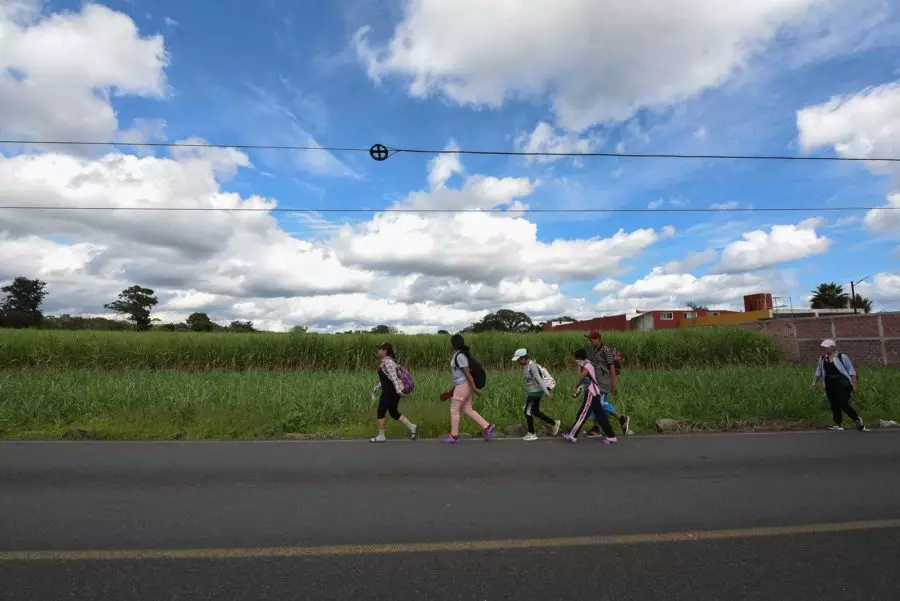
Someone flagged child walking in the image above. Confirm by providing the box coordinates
[369,343,418,442]
[564,349,617,444]
[512,348,561,441]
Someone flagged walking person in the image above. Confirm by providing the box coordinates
[810,339,868,432]
[442,334,496,444]
[512,348,561,441]
[369,342,418,443]
[563,348,617,444]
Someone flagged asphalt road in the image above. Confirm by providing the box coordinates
[2,431,899,600]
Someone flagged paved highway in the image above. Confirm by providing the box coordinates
[2,431,899,600]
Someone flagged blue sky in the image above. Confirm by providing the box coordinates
[1,0,899,330]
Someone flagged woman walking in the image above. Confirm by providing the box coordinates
[564,348,617,444]
[369,342,418,443]
[442,334,496,444]
[810,339,868,432]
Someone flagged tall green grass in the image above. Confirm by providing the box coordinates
[0,327,781,371]
[3,366,897,440]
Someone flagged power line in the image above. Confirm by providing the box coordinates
[0,205,892,214]
[2,138,899,163]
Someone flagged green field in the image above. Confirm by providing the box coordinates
[0,327,781,371]
[2,366,899,440]
[2,328,896,440]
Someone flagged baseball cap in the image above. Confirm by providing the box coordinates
[511,348,528,361]
[585,331,601,340]
[821,339,836,348]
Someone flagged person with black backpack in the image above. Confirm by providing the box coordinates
[810,339,868,432]
[441,334,496,444]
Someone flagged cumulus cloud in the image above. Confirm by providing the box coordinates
[356,0,820,131]
[797,81,900,234]
[333,167,675,282]
[0,2,167,143]
[661,249,718,275]
[514,122,603,163]
[595,267,792,312]
[713,219,831,274]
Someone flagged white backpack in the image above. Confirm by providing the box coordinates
[533,362,556,391]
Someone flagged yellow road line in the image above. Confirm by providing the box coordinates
[3,519,900,563]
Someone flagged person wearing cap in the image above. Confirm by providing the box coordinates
[584,330,619,398]
[810,339,867,432]
[512,348,561,441]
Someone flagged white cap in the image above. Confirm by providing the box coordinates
[511,348,528,361]
[821,339,836,348]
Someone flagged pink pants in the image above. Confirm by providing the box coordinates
[450,381,489,436]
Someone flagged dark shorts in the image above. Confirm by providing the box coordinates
[377,392,402,420]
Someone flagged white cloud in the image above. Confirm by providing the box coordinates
[713,220,831,274]
[711,201,740,210]
[661,249,718,275]
[0,3,167,143]
[356,0,820,131]
[333,169,675,282]
[514,122,603,163]
[594,279,623,293]
[427,142,463,188]
[596,266,792,312]
[797,81,900,234]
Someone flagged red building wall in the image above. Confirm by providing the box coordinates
[544,314,629,332]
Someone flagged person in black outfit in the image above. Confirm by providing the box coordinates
[810,338,867,432]
[369,343,418,442]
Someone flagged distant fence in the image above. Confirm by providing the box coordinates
[740,313,900,366]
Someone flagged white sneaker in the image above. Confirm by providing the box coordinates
[827,425,844,431]
[523,433,539,441]
[552,420,561,436]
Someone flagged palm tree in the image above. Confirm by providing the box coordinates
[851,295,873,314]
[810,282,850,309]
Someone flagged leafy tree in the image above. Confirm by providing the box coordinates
[291,325,309,333]
[851,295,873,314]
[229,320,256,333]
[187,312,214,332]
[0,277,48,328]
[810,282,850,310]
[370,324,396,335]
[104,285,158,331]
[470,309,534,333]
[437,329,450,335]
[686,301,709,311]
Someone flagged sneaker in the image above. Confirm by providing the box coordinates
[827,425,845,431]
[441,435,459,444]
[369,434,386,443]
[522,433,539,441]
[552,420,561,436]
[563,433,577,444]
[409,424,418,440]
[620,415,631,434]
[856,420,870,432]
[601,437,618,445]
[483,424,496,442]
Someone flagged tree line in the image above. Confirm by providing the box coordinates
[0,277,261,333]
[1,275,875,334]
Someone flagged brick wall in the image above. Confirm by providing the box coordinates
[744,313,899,366]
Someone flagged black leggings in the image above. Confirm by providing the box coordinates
[826,383,858,426]
[524,395,555,434]
[377,393,401,420]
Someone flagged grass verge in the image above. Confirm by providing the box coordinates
[1,366,898,440]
